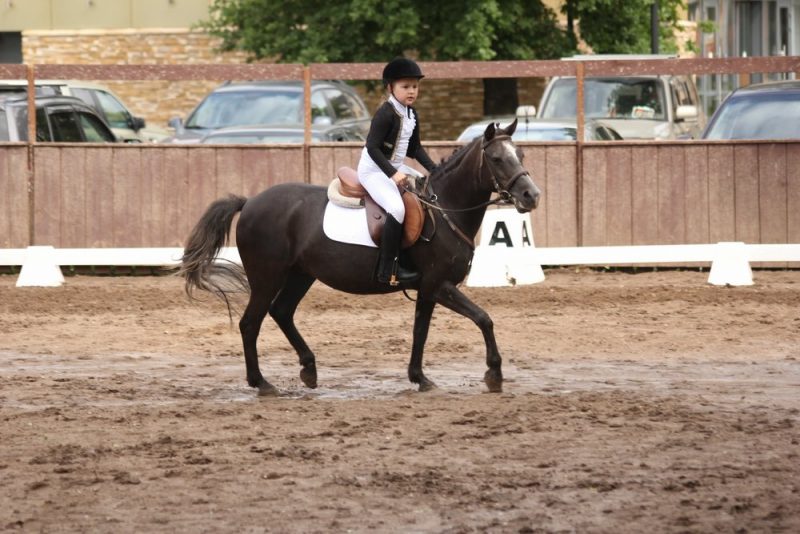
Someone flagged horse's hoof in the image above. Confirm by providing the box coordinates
[418,379,438,392]
[484,369,503,393]
[256,382,280,397]
[300,367,318,389]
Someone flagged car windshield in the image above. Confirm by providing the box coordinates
[704,91,800,139]
[541,78,667,121]
[459,123,598,142]
[513,127,577,141]
[185,90,302,129]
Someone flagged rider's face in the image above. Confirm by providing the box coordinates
[390,78,420,106]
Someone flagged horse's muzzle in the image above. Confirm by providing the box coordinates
[512,174,541,213]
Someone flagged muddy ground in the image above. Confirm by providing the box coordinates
[1,269,798,533]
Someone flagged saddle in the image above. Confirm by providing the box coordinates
[328,166,425,248]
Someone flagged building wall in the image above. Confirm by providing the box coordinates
[0,0,212,30]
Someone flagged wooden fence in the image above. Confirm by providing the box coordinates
[2,140,799,250]
[2,57,800,252]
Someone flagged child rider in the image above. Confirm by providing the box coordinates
[357,57,437,285]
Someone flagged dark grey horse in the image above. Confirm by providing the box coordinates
[179,119,540,395]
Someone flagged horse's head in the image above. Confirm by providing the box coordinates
[482,119,541,213]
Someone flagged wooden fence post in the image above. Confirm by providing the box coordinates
[26,64,36,246]
[303,65,312,184]
[575,61,585,247]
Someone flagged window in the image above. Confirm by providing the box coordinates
[70,88,96,109]
[34,108,51,142]
[704,91,800,139]
[79,113,115,142]
[0,110,9,141]
[93,90,132,129]
[324,89,369,121]
[0,32,22,63]
[187,90,303,128]
[48,109,83,142]
[737,1,763,57]
[671,79,696,115]
[541,78,666,120]
[310,90,331,123]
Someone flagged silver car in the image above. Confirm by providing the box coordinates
[537,58,706,140]
[199,124,365,144]
[165,80,371,144]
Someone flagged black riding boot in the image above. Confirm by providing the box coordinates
[377,215,419,285]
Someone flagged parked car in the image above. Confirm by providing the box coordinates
[199,124,365,144]
[0,79,168,143]
[456,107,623,142]
[164,80,371,144]
[537,55,706,140]
[702,80,800,140]
[0,94,117,143]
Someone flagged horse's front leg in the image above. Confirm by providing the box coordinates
[434,281,503,392]
[409,295,438,392]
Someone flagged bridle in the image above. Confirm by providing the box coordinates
[410,135,528,213]
[480,135,530,203]
[407,134,530,249]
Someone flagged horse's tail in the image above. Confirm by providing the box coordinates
[178,195,250,314]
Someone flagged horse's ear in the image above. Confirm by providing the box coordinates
[483,122,496,142]
[505,118,518,136]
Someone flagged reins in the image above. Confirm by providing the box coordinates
[403,135,525,249]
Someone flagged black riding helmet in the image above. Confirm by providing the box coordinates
[382,57,424,86]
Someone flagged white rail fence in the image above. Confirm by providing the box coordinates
[2,241,799,288]
[1,209,798,288]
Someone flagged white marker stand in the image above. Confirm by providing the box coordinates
[16,246,65,287]
[466,209,545,287]
[707,241,753,286]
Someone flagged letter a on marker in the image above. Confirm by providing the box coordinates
[521,221,531,246]
[489,221,513,247]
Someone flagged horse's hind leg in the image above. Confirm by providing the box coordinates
[240,279,283,396]
[269,270,318,389]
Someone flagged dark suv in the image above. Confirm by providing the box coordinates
[0,94,117,143]
[164,80,371,143]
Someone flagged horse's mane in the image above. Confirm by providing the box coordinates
[429,136,482,182]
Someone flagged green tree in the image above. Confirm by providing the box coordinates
[199,0,573,63]
[562,0,686,55]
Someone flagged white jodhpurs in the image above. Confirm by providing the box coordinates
[357,170,405,223]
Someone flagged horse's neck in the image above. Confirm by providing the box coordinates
[434,144,492,239]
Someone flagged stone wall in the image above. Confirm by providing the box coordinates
[22,29,546,141]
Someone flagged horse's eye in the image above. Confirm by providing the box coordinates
[491,156,503,164]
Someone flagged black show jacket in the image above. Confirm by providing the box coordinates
[365,101,437,177]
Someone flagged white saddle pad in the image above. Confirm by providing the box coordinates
[322,202,377,248]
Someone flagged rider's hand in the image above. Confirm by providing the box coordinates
[391,172,408,186]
